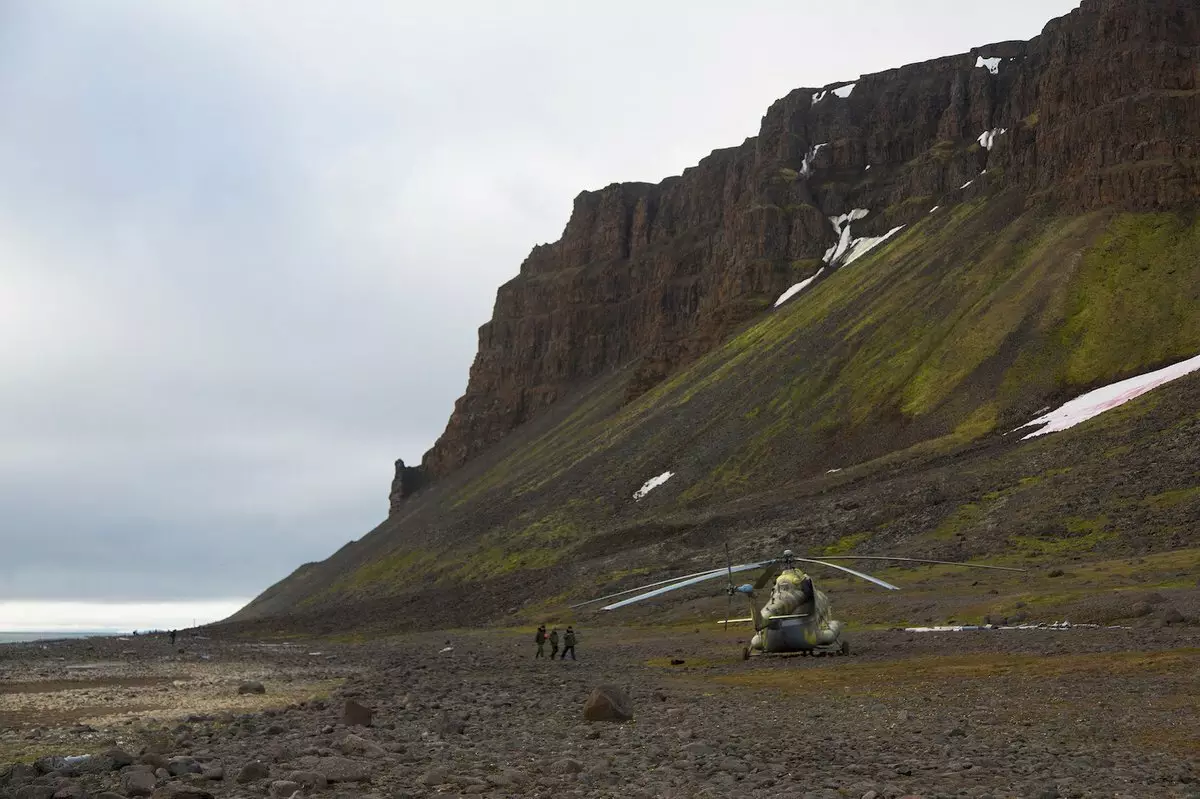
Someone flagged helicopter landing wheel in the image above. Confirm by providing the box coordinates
[840,640,850,657]
[741,646,750,661]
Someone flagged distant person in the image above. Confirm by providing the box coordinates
[534,625,547,658]
[548,627,559,659]
[561,627,577,660]
[169,630,176,646]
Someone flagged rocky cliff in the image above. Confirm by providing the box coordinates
[229,0,1200,633]
[415,0,1200,486]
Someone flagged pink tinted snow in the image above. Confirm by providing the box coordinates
[1016,353,1200,439]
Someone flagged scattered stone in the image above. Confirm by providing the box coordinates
[338,733,385,758]
[235,761,270,784]
[343,699,373,727]
[15,788,56,799]
[139,754,169,770]
[237,681,266,695]
[1047,568,1065,578]
[122,769,158,797]
[103,748,135,768]
[1132,601,1153,617]
[287,771,328,789]
[552,759,583,774]
[433,711,466,736]
[1161,607,1185,624]
[583,685,633,722]
[167,757,200,777]
[150,783,214,799]
[418,767,449,786]
[200,766,224,781]
[312,757,370,783]
[270,780,302,798]
[683,742,715,756]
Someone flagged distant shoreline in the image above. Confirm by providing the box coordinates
[0,631,118,644]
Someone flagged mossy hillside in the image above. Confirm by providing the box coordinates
[234,202,1200,622]
[425,203,1200,547]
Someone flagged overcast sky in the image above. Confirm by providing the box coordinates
[0,0,1079,631]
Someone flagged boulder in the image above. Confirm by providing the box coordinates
[15,787,56,799]
[286,771,327,789]
[337,734,385,758]
[237,681,265,695]
[1160,606,1185,624]
[433,711,465,736]
[343,699,373,727]
[103,749,135,769]
[312,757,371,783]
[121,769,158,797]
[235,761,270,784]
[149,783,214,799]
[583,685,633,722]
[270,780,301,798]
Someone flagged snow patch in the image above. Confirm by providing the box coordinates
[822,209,870,265]
[960,179,975,190]
[929,205,941,213]
[975,56,1003,75]
[865,164,872,171]
[774,268,825,308]
[811,90,828,104]
[800,142,829,177]
[977,128,1008,150]
[633,471,675,500]
[825,468,842,474]
[842,226,906,267]
[1013,352,1200,439]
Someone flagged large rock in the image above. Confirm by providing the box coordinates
[102,748,135,769]
[342,699,373,727]
[337,733,385,758]
[286,771,327,789]
[312,757,371,783]
[237,681,265,695]
[121,769,158,797]
[269,780,301,798]
[583,685,633,722]
[15,787,55,799]
[235,761,270,784]
[150,784,214,799]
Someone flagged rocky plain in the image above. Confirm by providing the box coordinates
[2,613,1198,799]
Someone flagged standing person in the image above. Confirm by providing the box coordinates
[534,625,547,658]
[169,630,176,646]
[548,627,559,660]
[561,627,577,660]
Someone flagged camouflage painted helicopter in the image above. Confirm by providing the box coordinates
[572,549,1024,659]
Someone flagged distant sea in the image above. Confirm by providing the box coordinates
[0,631,115,644]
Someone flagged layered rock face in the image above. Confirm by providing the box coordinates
[414,0,1200,486]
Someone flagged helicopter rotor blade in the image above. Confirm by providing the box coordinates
[794,558,900,590]
[601,561,772,611]
[569,567,737,609]
[753,562,782,590]
[812,556,1026,573]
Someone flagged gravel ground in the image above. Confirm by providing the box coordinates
[2,623,1198,799]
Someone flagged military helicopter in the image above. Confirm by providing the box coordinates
[572,549,1024,659]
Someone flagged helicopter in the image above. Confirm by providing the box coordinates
[572,549,1025,659]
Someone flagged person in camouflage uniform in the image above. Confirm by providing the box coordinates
[534,624,547,658]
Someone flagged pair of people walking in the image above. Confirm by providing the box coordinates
[534,624,577,660]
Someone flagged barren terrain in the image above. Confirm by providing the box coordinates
[4,597,1198,799]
